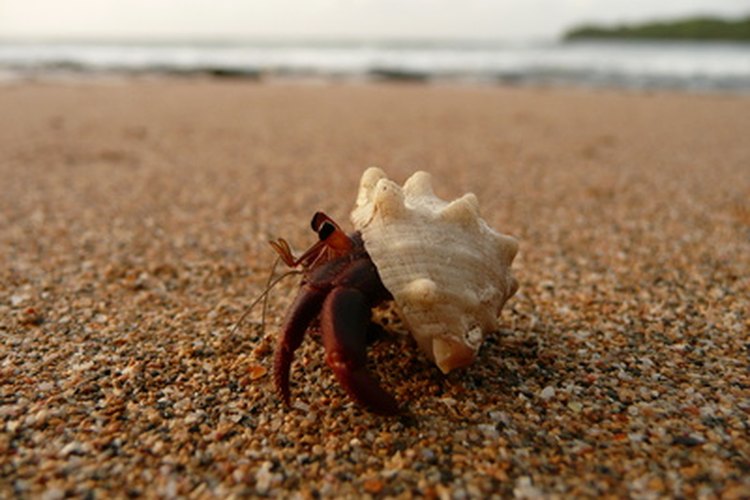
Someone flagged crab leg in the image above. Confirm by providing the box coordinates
[320,287,400,415]
[274,285,326,405]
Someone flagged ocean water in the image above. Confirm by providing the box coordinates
[1,39,749,91]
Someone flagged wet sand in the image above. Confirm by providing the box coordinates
[1,80,749,497]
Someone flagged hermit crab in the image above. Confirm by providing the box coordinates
[270,167,519,415]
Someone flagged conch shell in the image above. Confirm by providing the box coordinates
[351,167,519,373]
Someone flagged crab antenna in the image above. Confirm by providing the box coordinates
[261,254,281,334]
[229,259,302,337]
[269,239,298,267]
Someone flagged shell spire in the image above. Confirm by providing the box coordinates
[439,193,480,226]
[351,167,519,373]
[402,171,435,198]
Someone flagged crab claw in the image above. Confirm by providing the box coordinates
[274,285,326,406]
[321,287,400,415]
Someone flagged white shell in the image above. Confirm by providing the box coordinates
[351,167,519,374]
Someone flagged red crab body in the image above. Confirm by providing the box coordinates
[271,212,400,415]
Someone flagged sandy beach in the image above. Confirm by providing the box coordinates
[1,80,749,497]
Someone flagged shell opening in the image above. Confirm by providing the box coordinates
[432,337,477,374]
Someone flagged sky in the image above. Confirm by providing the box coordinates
[0,0,748,41]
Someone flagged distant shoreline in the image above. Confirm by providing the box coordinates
[564,15,750,42]
[2,38,749,92]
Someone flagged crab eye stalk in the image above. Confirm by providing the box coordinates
[310,212,342,242]
[308,211,353,256]
[310,212,331,232]
[318,221,335,241]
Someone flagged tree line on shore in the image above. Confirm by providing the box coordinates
[564,15,750,42]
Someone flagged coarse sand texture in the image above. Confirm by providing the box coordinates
[1,81,749,497]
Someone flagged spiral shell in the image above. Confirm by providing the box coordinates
[350,167,519,373]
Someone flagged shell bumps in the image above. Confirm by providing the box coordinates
[351,167,519,373]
